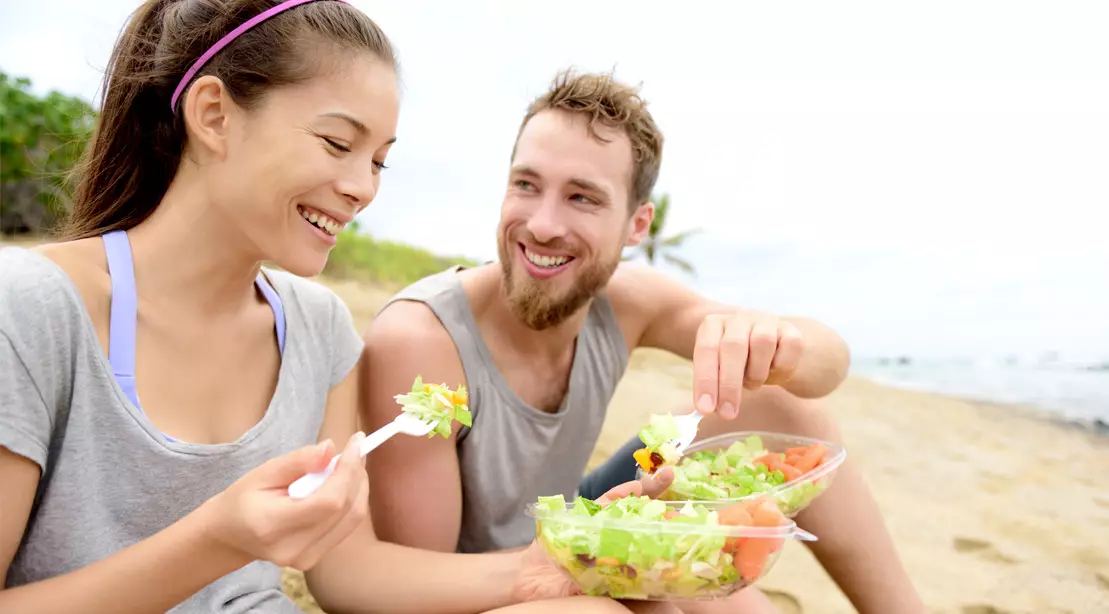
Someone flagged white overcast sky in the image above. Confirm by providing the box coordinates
[2,0,1107,361]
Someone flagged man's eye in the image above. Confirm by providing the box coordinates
[514,180,535,191]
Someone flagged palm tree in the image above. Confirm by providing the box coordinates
[626,193,700,276]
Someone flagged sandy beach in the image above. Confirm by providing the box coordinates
[276,279,1109,614]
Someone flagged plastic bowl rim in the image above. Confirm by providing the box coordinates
[649,429,848,498]
[525,500,816,540]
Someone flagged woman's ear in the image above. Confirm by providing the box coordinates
[181,75,234,160]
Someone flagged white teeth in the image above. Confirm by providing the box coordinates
[298,206,344,236]
[524,248,570,268]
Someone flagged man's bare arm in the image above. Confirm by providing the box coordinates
[607,263,851,399]
[359,300,468,552]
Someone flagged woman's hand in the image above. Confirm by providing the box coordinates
[199,432,370,571]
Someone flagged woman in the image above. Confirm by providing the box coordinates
[0,1,667,612]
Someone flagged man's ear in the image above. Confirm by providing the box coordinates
[181,75,234,160]
[624,199,655,247]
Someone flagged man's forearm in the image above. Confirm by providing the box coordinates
[308,530,523,614]
[780,316,851,398]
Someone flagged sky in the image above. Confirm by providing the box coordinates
[2,0,1107,361]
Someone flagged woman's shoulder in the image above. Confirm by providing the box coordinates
[1,241,100,320]
[263,269,364,388]
[261,267,352,323]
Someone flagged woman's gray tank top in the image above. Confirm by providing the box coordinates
[381,266,630,553]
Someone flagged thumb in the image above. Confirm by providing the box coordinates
[596,480,643,507]
[254,440,335,487]
[639,465,675,499]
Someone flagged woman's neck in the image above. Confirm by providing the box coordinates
[126,177,265,315]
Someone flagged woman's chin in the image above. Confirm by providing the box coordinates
[269,252,329,278]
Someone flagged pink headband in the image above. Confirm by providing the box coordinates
[170,0,349,112]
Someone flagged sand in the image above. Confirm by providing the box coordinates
[274,279,1109,614]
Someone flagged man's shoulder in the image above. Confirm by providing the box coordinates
[604,261,670,314]
[365,295,457,359]
[603,262,698,348]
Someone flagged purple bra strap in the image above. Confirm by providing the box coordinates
[102,229,142,410]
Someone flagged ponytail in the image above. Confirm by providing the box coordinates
[62,0,182,239]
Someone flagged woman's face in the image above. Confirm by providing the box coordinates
[207,54,400,277]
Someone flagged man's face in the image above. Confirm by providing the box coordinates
[497,109,652,330]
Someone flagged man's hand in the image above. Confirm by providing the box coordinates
[510,467,676,603]
[693,311,805,420]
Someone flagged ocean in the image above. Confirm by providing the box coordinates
[851,357,1109,431]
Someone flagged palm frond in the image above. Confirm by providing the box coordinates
[663,252,696,276]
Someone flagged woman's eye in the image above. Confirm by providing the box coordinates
[323,137,351,153]
[374,160,389,171]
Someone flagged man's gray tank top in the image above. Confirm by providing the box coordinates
[0,246,365,613]
[382,266,630,553]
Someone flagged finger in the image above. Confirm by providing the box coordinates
[297,465,370,569]
[596,480,644,506]
[744,318,779,390]
[692,315,725,414]
[257,439,335,487]
[767,323,804,385]
[717,317,750,419]
[284,432,363,529]
[638,465,675,499]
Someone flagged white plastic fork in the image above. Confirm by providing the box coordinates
[287,412,436,499]
[670,412,703,454]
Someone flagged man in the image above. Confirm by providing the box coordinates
[360,69,925,613]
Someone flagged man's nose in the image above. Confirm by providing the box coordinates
[525,196,566,244]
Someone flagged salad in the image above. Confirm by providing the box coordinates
[530,493,807,600]
[658,433,836,516]
[393,375,472,438]
[632,413,685,474]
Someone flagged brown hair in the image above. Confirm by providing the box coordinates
[61,0,396,240]
[514,68,663,212]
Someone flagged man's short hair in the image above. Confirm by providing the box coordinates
[514,68,664,212]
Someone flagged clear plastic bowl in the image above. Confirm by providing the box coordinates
[638,431,847,517]
[526,499,817,601]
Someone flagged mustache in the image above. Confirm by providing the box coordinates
[513,232,577,255]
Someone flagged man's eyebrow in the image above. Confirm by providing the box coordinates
[510,165,540,178]
[567,177,608,197]
[319,112,397,144]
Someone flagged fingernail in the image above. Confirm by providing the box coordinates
[317,439,334,454]
[696,394,714,412]
[720,402,736,418]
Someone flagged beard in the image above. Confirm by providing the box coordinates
[497,234,622,331]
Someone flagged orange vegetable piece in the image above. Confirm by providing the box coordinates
[718,504,753,526]
[632,448,653,472]
[791,443,827,473]
[664,510,681,520]
[734,537,774,580]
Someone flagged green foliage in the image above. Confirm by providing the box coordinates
[324,221,481,287]
[624,192,700,276]
[0,70,97,234]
